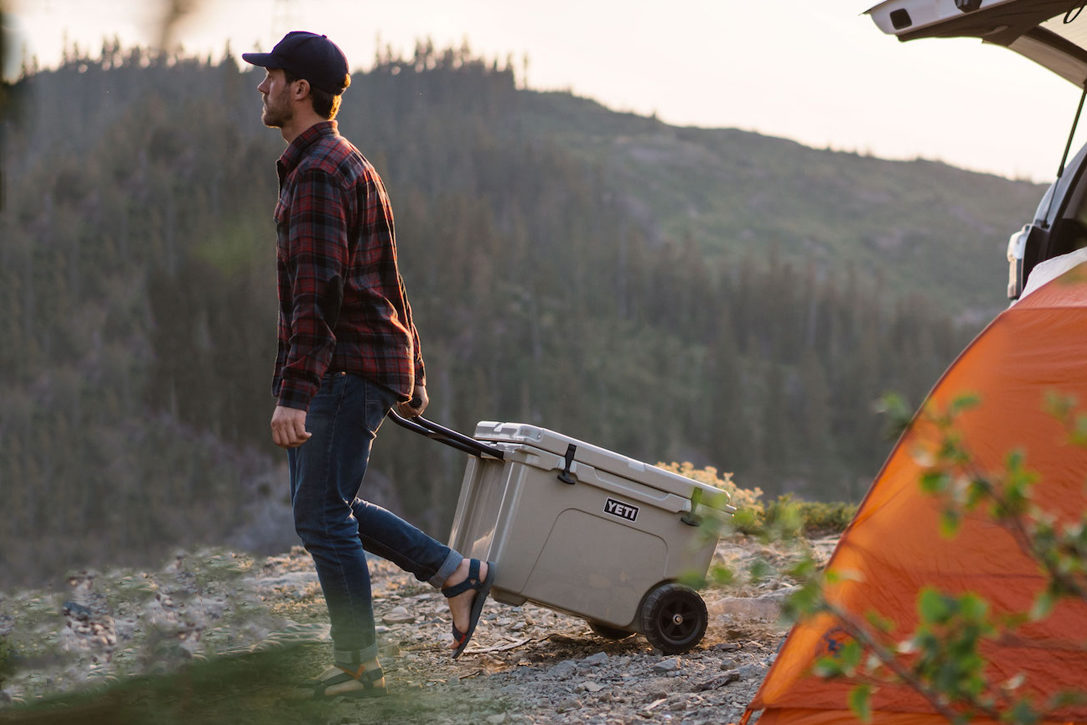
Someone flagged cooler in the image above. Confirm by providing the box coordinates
[444,420,735,653]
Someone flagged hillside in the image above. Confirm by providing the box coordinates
[517,91,1044,320]
[0,44,1047,587]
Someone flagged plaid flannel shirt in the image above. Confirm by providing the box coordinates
[272,121,425,410]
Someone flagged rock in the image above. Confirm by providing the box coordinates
[486,714,507,724]
[698,671,741,691]
[718,588,796,621]
[578,680,605,693]
[582,651,609,666]
[549,659,577,679]
[736,663,763,679]
[555,696,581,713]
[62,601,93,621]
[652,657,681,673]
[382,606,415,624]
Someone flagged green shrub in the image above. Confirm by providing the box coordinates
[662,462,857,539]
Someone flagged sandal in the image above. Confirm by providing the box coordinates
[441,559,496,659]
[310,663,388,700]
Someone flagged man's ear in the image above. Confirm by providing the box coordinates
[293,78,310,100]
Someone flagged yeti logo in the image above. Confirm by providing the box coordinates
[603,498,639,522]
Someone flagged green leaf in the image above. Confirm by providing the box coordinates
[956,593,989,621]
[939,508,961,537]
[948,392,981,416]
[689,486,703,513]
[920,471,950,495]
[1005,699,1041,725]
[848,684,873,723]
[838,640,862,671]
[864,610,895,634]
[811,656,844,679]
[708,564,735,587]
[918,588,951,623]
[1029,589,1056,620]
[1073,414,1087,447]
[748,558,773,583]
[1048,689,1087,709]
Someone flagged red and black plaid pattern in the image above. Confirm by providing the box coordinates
[272,121,425,410]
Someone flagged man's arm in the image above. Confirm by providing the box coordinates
[277,168,348,410]
[270,168,348,446]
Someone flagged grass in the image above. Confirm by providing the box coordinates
[0,641,514,725]
[0,643,441,725]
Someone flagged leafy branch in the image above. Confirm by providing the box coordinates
[785,391,1087,723]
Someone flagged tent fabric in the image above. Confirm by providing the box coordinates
[742,266,1087,725]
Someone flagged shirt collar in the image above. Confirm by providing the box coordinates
[277,120,338,181]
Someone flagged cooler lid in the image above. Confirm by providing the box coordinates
[472,420,728,505]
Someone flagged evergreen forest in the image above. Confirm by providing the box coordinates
[0,41,1046,587]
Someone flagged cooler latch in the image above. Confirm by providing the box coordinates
[557,444,577,484]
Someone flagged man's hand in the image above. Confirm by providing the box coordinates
[395,385,429,418]
[271,405,312,448]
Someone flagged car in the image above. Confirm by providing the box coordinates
[866,0,1087,299]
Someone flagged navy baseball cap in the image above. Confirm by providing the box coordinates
[243,31,349,95]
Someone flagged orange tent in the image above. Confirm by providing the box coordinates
[742,267,1087,724]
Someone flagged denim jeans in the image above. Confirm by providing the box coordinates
[287,372,462,662]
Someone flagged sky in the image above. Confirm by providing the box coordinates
[5,0,1085,183]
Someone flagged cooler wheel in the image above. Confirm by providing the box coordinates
[639,582,708,654]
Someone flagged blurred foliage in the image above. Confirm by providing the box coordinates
[663,462,857,539]
[760,496,859,538]
[0,644,478,724]
[783,393,1087,723]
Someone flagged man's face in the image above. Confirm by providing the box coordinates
[257,69,294,128]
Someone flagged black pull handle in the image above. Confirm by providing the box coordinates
[387,411,504,460]
[557,443,577,484]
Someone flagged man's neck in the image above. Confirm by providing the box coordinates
[281,110,327,145]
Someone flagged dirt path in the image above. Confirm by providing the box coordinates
[0,536,836,723]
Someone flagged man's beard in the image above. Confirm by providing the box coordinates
[261,93,292,128]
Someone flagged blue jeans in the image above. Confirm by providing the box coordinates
[287,372,462,663]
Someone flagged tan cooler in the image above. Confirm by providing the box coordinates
[445,420,734,654]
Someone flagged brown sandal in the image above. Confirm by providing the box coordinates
[311,664,387,699]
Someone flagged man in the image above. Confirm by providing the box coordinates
[242,31,493,699]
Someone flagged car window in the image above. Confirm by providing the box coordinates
[1051,158,1087,256]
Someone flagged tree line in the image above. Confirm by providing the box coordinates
[0,43,973,586]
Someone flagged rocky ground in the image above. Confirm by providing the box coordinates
[0,535,837,724]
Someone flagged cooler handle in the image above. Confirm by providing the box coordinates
[387,411,505,460]
[557,444,577,484]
